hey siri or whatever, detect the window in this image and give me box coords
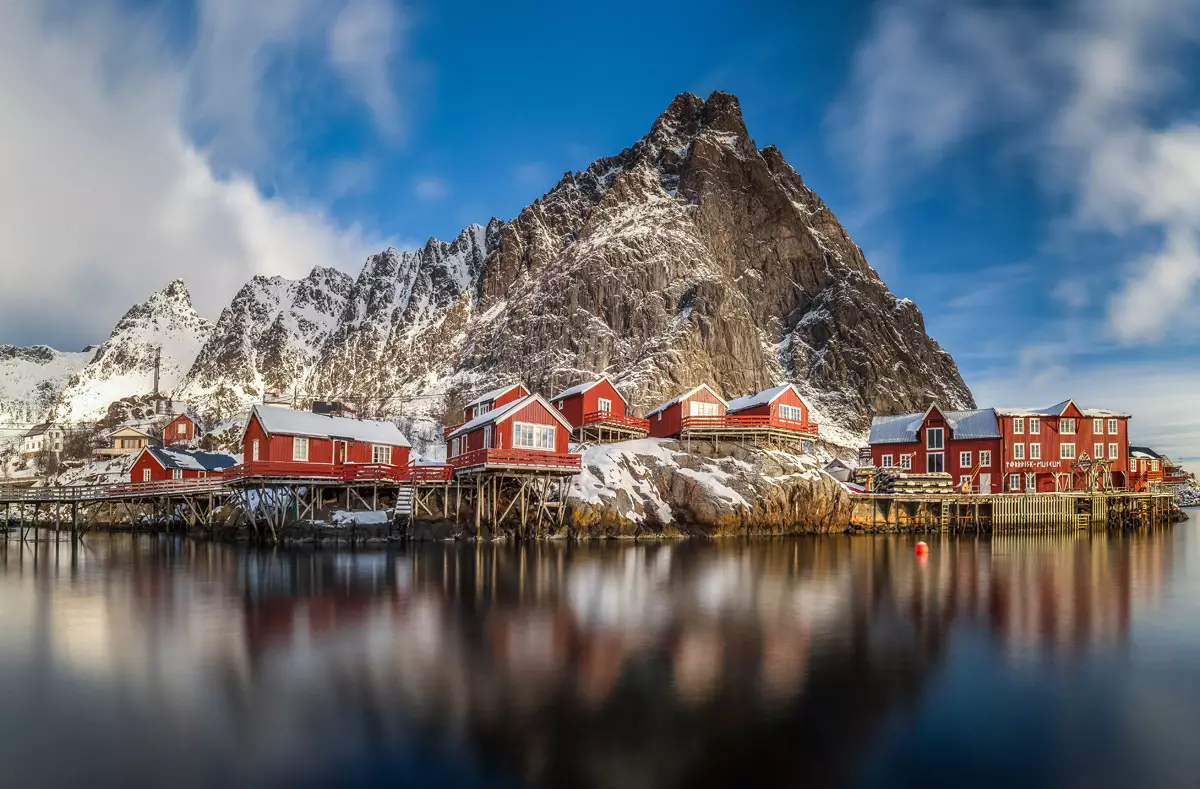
[1009,474,1021,491]
[1093,418,1104,434]
[557,401,563,410]
[513,422,556,451]
[1109,443,1118,460]
[926,427,944,450]
[1094,443,1104,459]
[1013,417,1024,434]
[980,450,992,467]
[598,398,612,413]
[900,454,912,470]
[1061,418,1076,434]
[252,439,260,462]
[372,445,391,464]
[1060,443,1076,459]
[927,453,945,473]
[1026,472,1037,490]
[779,404,803,422]
[483,425,493,449]
[143,468,151,482]
[172,469,182,480]
[960,475,972,490]
[293,436,309,462]
[1108,419,1119,434]
[689,400,719,417]
[1029,417,1040,434]
[1152,459,1160,471]
[960,451,972,467]
[450,437,460,457]
[1030,443,1041,460]
[472,403,491,419]
[657,411,662,421]
[881,454,893,468]
[1014,443,1025,460]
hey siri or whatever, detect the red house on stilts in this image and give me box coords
[445,392,580,474]
[130,446,237,483]
[240,404,411,481]
[551,376,649,443]
[646,383,727,439]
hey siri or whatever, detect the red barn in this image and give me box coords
[868,406,1003,493]
[726,383,818,434]
[462,383,529,423]
[646,384,727,439]
[551,376,648,442]
[131,446,237,482]
[163,412,200,445]
[445,393,580,472]
[241,404,411,480]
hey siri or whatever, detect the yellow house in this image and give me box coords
[96,426,154,457]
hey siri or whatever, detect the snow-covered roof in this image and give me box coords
[644,383,727,419]
[995,400,1131,418]
[869,407,1001,445]
[1130,446,1161,460]
[143,446,237,472]
[248,405,410,447]
[726,383,804,413]
[551,376,627,406]
[465,383,526,408]
[109,426,153,440]
[445,393,572,440]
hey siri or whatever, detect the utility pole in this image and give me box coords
[152,346,162,404]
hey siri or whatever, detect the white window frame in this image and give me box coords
[1094,443,1104,459]
[252,439,260,462]
[1093,418,1104,434]
[1108,419,1118,434]
[557,401,564,410]
[926,427,944,450]
[171,469,182,480]
[293,436,309,462]
[1013,417,1024,435]
[657,411,662,421]
[959,475,972,491]
[959,451,972,468]
[1030,443,1041,460]
[980,450,992,467]
[143,468,152,482]
[372,445,391,464]
[450,437,460,457]
[512,421,556,452]
[689,400,719,418]
[881,454,894,468]
[598,398,613,414]
[483,424,493,449]
[1108,443,1118,460]
[1027,472,1037,490]
[1060,443,1076,460]
[1014,443,1025,460]
[927,452,945,474]
[1061,418,1076,434]
[900,454,912,470]
[1028,417,1040,434]
[1009,473,1021,491]
[779,404,803,422]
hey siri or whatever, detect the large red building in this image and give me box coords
[241,404,411,480]
[867,400,1131,493]
[445,392,579,472]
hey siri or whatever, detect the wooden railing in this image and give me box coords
[446,448,582,471]
[409,465,455,483]
[582,410,650,431]
[224,461,412,483]
[680,414,819,434]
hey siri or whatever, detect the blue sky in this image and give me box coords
[1,0,1198,462]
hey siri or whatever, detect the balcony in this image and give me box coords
[680,414,819,434]
[224,461,411,483]
[580,410,650,434]
[446,448,582,474]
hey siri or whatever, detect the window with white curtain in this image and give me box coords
[373,445,391,464]
[779,404,803,421]
[513,422,556,451]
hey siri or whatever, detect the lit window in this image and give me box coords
[1108,443,1118,460]
[900,455,912,470]
[926,427,944,450]
[980,451,992,466]
[598,398,612,413]
[1014,443,1025,460]
[959,451,972,467]
[372,445,391,464]
[1029,417,1040,434]
[1060,443,1076,459]
[513,422,557,451]
[1061,418,1076,434]
[293,437,309,462]
[881,454,893,468]
[1013,417,1024,434]
[1030,443,1041,460]
[927,453,945,473]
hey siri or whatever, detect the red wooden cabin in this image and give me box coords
[551,376,648,441]
[463,383,530,423]
[240,404,411,481]
[445,393,580,473]
[163,412,200,445]
[868,406,1003,493]
[130,446,237,483]
[646,383,727,439]
[725,383,819,435]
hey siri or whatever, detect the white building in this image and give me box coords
[21,423,65,456]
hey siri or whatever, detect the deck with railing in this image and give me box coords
[446,448,582,474]
[680,414,819,435]
[580,410,650,433]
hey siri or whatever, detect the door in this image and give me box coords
[978,474,991,494]
[334,440,348,468]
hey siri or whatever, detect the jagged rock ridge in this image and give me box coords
[0,345,93,427]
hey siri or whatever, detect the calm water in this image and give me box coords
[1,516,1199,788]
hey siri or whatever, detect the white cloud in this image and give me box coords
[0,0,400,348]
[413,176,449,202]
[329,0,407,139]
[831,0,1200,344]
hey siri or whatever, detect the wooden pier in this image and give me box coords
[851,490,1176,532]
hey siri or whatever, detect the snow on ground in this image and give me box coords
[329,510,391,526]
[0,345,92,428]
[1176,485,1200,508]
[40,455,134,487]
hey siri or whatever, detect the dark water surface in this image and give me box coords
[2,515,1199,789]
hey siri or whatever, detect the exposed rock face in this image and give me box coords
[55,280,212,421]
[0,344,92,426]
[174,267,353,419]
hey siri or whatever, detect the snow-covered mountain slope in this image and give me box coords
[174,267,353,419]
[0,345,93,428]
[55,280,212,422]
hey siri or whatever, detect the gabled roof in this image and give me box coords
[465,383,526,409]
[726,383,805,413]
[446,393,572,440]
[110,426,153,440]
[645,383,727,419]
[23,422,57,438]
[1129,446,1161,460]
[141,446,238,472]
[551,376,628,406]
[996,401,1131,418]
[246,405,410,447]
[868,407,1001,445]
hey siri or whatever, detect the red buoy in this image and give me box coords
[915,541,929,557]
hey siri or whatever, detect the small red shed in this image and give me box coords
[646,383,727,439]
[463,383,530,423]
[446,393,579,471]
[551,376,649,441]
[164,413,200,445]
[241,404,411,480]
[131,446,237,483]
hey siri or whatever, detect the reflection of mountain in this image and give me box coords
[0,532,1175,788]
